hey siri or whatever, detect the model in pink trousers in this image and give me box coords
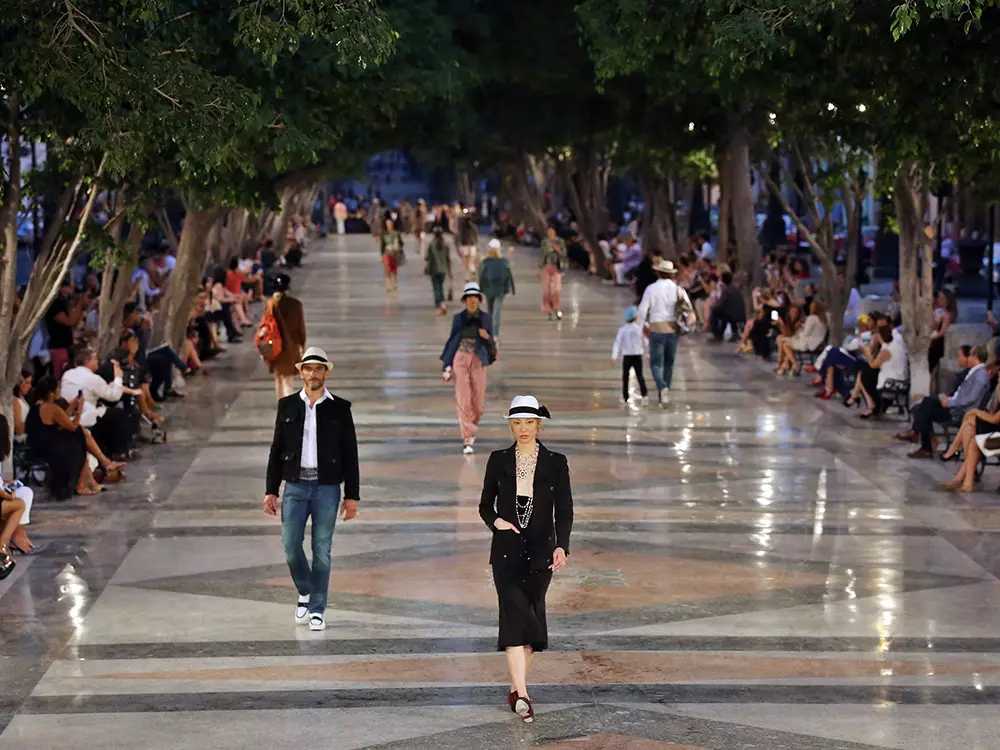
[453,350,487,443]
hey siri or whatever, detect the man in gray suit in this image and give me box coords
[899,345,991,458]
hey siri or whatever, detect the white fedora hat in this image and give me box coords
[461,281,484,299]
[504,395,551,420]
[295,346,332,372]
[653,258,677,274]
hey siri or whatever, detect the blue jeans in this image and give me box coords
[649,331,679,391]
[281,481,341,614]
[486,294,504,337]
[431,273,446,307]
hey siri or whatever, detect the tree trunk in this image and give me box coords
[637,172,675,259]
[502,154,549,235]
[559,152,611,276]
[152,207,223,351]
[715,150,732,266]
[96,210,146,358]
[896,166,935,399]
[0,94,23,402]
[456,167,474,206]
[727,126,764,299]
[677,182,694,246]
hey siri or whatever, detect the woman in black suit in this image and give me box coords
[479,395,574,723]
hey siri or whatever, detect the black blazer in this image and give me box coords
[479,442,573,569]
[265,393,360,499]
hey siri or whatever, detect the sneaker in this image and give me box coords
[463,444,475,455]
[556,310,563,320]
[514,695,534,723]
[295,594,310,624]
[308,613,326,631]
[659,388,670,405]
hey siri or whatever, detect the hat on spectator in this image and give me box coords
[504,395,551,420]
[623,306,638,323]
[487,238,502,250]
[461,281,484,300]
[295,346,332,372]
[653,258,677,274]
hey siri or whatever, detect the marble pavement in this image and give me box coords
[3,233,1000,749]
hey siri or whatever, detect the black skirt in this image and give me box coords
[492,562,552,652]
[975,416,998,436]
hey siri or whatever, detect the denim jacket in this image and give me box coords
[440,309,494,369]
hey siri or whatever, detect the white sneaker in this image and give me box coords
[556,310,563,320]
[660,388,670,405]
[308,613,325,631]
[294,595,310,624]
[463,444,475,455]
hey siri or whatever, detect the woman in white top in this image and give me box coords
[11,369,32,445]
[776,300,828,375]
[857,322,909,418]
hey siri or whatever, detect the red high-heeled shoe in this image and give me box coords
[514,694,534,723]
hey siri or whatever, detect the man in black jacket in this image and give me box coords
[264,347,359,631]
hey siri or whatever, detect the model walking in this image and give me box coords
[611,305,648,404]
[380,217,404,292]
[414,198,428,257]
[264,347,360,631]
[478,238,515,344]
[458,207,480,281]
[265,273,307,399]
[441,282,495,454]
[425,225,452,316]
[479,395,574,723]
[538,227,567,321]
[636,258,692,405]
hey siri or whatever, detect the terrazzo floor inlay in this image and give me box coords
[1,234,996,749]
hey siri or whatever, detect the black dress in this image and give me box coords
[479,443,573,653]
[26,405,86,501]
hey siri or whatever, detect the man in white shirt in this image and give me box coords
[61,346,132,459]
[637,258,691,404]
[264,347,360,632]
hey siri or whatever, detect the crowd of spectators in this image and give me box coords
[1,215,315,572]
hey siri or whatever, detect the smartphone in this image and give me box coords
[78,389,83,399]
[771,311,779,321]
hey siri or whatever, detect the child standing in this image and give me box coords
[612,306,648,404]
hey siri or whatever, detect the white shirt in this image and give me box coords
[877,334,909,389]
[612,322,646,360]
[61,366,124,428]
[699,241,715,260]
[637,279,686,327]
[299,388,332,470]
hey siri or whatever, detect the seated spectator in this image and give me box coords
[133,258,164,311]
[187,290,224,363]
[258,239,278,271]
[776,301,827,375]
[897,345,990,458]
[225,257,253,321]
[738,304,775,359]
[60,347,133,461]
[772,304,805,373]
[813,314,877,400]
[11,368,32,446]
[108,330,164,424]
[210,267,248,338]
[939,391,1000,492]
[855,322,909,417]
[0,415,38,556]
[26,376,93,498]
[710,272,746,341]
[948,345,973,393]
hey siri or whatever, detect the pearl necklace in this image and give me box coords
[514,446,538,529]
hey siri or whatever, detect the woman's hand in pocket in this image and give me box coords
[493,518,520,534]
